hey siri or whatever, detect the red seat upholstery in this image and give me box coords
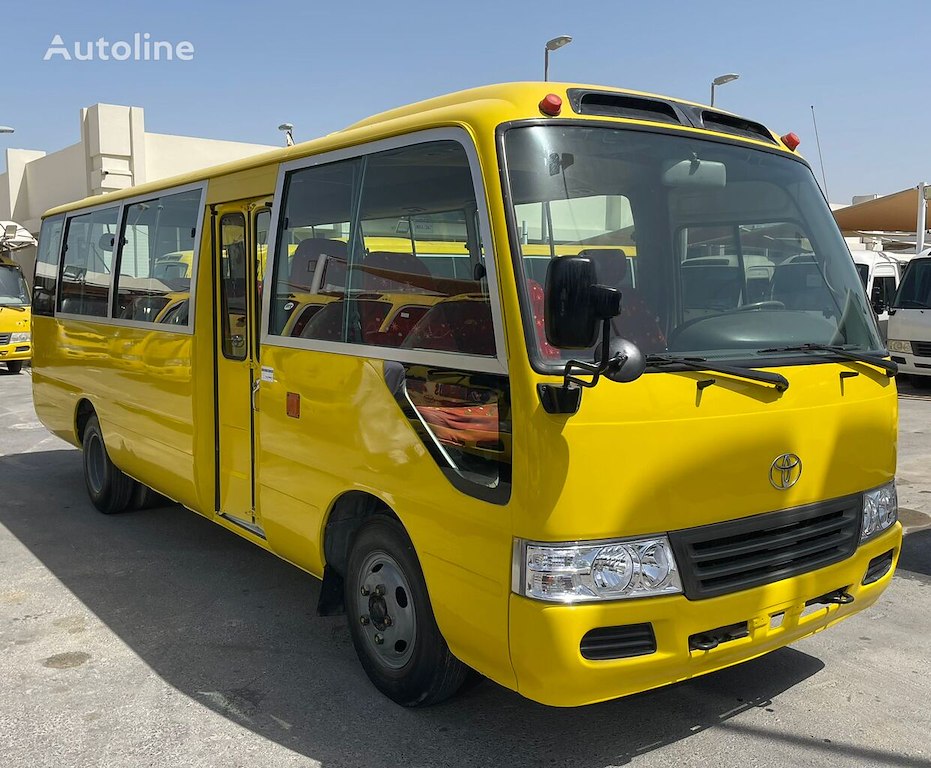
[377,304,431,347]
[578,248,666,352]
[301,299,391,343]
[403,298,495,356]
[527,279,560,359]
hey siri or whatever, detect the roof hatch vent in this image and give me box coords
[700,111,777,144]
[569,90,682,125]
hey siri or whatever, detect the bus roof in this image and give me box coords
[43,81,800,219]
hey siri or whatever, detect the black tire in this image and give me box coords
[82,415,135,514]
[345,515,469,707]
[6,360,23,374]
[130,482,170,510]
[910,374,931,389]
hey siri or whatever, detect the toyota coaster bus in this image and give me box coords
[32,82,901,707]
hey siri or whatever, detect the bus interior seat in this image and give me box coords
[680,261,742,311]
[361,251,431,293]
[60,297,109,317]
[125,296,171,322]
[378,304,432,347]
[402,298,495,356]
[770,262,833,311]
[289,238,348,293]
[579,248,666,352]
[300,298,392,343]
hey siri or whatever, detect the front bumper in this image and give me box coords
[508,523,901,707]
[0,341,30,362]
[891,351,931,377]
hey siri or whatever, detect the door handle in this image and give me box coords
[252,380,260,412]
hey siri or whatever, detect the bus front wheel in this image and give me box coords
[345,515,470,707]
[6,361,23,373]
[82,415,135,514]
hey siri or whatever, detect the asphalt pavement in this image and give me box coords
[1,368,930,768]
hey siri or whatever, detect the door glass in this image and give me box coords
[255,208,271,351]
[220,213,247,360]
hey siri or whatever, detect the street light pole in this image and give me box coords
[918,182,930,255]
[544,35,572,81]
[278,123,294,147]
[710,73,739,107]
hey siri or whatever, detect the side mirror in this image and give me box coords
[544,256,621,348]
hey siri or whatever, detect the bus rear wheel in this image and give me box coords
[6,361,23,373]
[82,415,135,514]
[345,515,469,707]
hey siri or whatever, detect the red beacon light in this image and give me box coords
[539,93,562,116]
[781,132,801,151]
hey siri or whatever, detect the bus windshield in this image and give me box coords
[0,264,29,307]
[504,125,881,366]
[893,258,931,309]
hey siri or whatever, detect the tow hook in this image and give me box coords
[807,588,855,607]
[689,621,749,652]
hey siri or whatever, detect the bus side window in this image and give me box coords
[59,206,120,317]
[114,188,200,325]
[34,215,64,316]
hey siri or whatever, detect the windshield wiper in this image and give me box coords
[0,304,26,312]
[756,344,897,377]
[646,354,789,391]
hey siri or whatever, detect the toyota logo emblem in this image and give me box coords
[770,454,802,489]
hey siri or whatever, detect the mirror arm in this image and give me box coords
[538,318,626,415]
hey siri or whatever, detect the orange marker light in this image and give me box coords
[539,94,562,116]
[781,132,801,151]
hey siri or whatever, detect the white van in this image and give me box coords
[850,249,906,338]
[887,255,931,380]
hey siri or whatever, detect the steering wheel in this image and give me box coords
[737,300,785,311]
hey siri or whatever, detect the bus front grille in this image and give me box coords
[669,495,861,599]
[0,333,10,344]
[912,341,931,358]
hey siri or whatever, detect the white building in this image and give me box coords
[0,103,277,281]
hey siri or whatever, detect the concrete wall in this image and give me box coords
[0,103,276,239]
[145,133,276,180]
[23,144,87,229]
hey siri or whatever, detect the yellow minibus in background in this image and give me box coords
[0,254,31,373]
[32,82,901,707]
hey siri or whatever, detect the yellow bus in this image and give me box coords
[0,254,31,373]
[32,82,901,707]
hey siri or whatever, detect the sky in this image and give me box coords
[1,0,928,205]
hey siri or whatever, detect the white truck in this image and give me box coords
[887,254,931,382]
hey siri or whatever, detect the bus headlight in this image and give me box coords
[887,340,912,354]
[9,332,29,344]
[514,536,682,602]
[861,481,897,541]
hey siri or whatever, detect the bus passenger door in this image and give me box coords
[214,205,260,533]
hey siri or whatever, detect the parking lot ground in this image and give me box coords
[2,368,931,768]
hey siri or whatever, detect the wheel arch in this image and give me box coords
[74,398,97,445]
[317,490,401,616]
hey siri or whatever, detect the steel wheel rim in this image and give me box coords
[86,432,106,495]
[355,550,417,670]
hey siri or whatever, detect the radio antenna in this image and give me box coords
[810,105,830,201]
